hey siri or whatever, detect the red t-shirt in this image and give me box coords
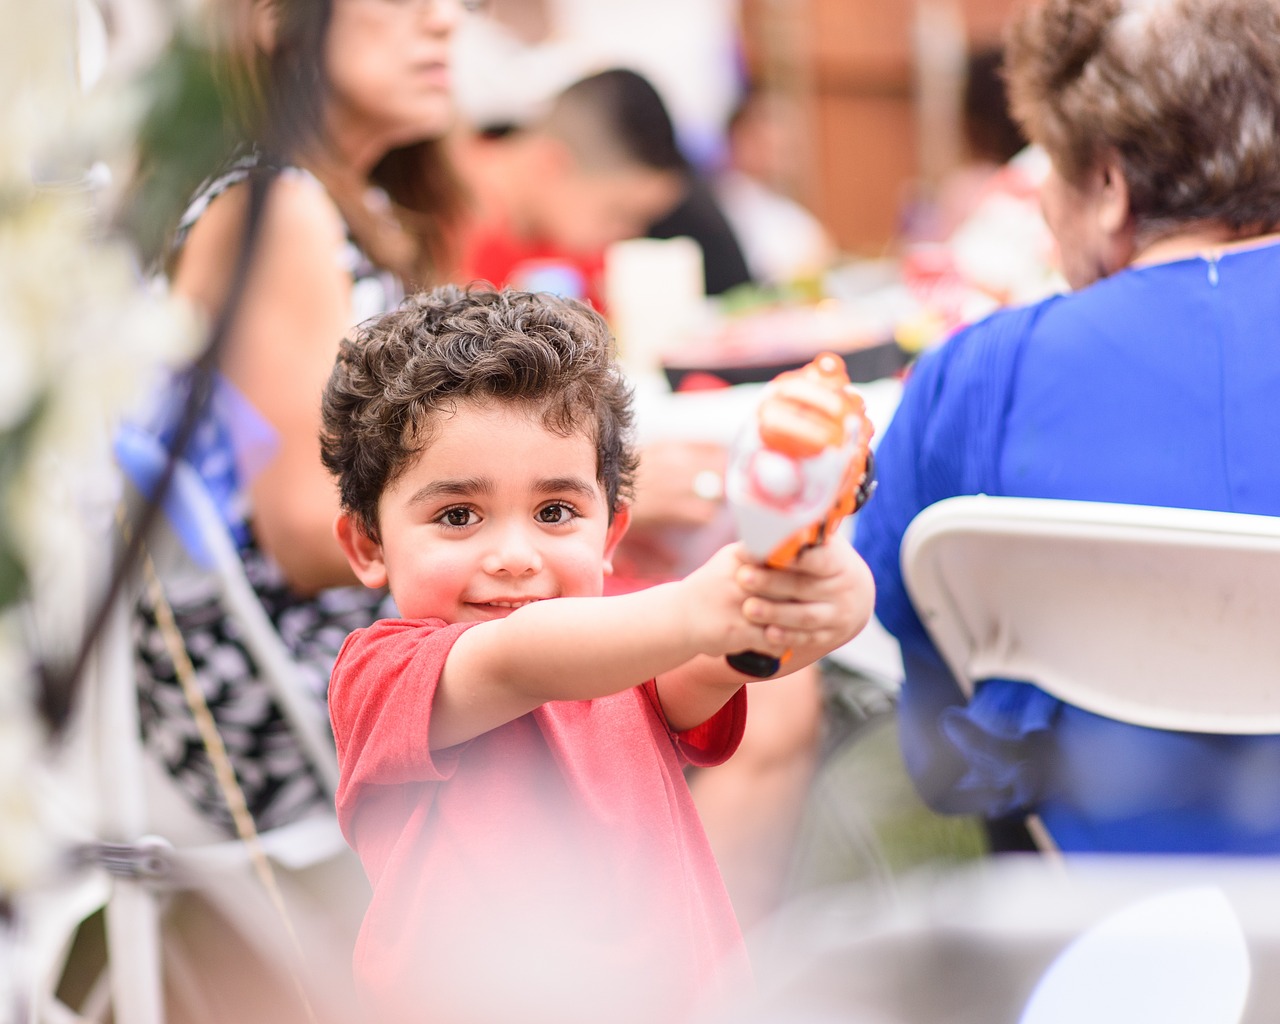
[456,218,608,312]
[329,618,750,1024]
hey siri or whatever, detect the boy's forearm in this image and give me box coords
[449,582,705,708]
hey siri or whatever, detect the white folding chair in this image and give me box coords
[900,495,1280,734]
[25,425,368,1024]
[899,494,1280,855]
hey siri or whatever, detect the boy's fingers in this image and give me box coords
[763,623,851,652]
[743,624,792,658]
[737,564,847,602]
[790,542,846,574]
[763,624,804,648]
[788,543,826,569]
[744,597,838,632]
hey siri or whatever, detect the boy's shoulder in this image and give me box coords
[330,618,473,699]
[336,615,469,661]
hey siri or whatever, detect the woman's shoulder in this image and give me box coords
[171,154,351,311]
[917,294,1065,392]
[176,151,345,260]
[172,150,264,247]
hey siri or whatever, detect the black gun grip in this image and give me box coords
[726,650,781,678]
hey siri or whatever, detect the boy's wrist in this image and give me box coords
[644,578,708,662]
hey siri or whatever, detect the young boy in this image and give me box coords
[319,285,875,1024]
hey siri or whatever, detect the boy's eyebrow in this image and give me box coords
[406,478,493,506]
[535,477,599,500]
[405,476,599,506]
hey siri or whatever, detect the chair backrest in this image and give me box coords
[901,495,1280,735]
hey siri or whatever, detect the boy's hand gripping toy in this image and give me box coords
[724,352,876,678]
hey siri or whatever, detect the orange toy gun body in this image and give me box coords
[724,352,876,677]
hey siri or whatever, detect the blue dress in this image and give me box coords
[854,240,1280,853]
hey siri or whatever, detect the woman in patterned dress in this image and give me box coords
[134,0,474,832]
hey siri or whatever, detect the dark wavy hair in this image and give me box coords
[320,285,639,541]
[1005,0,1280,241]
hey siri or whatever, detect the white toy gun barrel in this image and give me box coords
[723,353,876,678]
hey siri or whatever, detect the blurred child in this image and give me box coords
[451,67,688,309]
[713,80,837,287]
[900,44,1031,245]
[319,285,875,1023]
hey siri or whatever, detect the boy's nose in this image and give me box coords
[481,524,544,576]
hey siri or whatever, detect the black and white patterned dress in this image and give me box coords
[133,151,403,834]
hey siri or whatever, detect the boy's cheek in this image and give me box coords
[392,562,465,619]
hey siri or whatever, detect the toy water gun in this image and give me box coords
[724,352,876,677]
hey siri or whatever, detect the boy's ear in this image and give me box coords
[601,505,632,577]
[334,512,389,590]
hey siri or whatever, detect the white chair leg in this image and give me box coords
[93,594,166,1024]
[104,881,164,1024]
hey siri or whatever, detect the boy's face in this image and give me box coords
[537,164,685,255]
[337,400,629,622]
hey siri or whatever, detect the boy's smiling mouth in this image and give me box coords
[472,598,545,610]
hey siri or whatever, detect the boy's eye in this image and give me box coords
[537,503,574,524]
[442,507,475,527]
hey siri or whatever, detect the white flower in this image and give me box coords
[0,0,197,902]
[0,312,39,433]
[0,617,49,894]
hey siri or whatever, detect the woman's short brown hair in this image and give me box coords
[320,286,639,542]
[1005,0,1280,238]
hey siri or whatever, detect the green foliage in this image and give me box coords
[715,274,828,319]
[0,401,44,609]
[117,34,241,269]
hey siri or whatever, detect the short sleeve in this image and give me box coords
[646,681,748,768]
[329,619,477,827]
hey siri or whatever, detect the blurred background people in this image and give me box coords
[130,0,471,835]
[711,78,837,289]
[900,43,1029,246]
[855,0,1280,854]
[450,67,688,309]
[448,0,758,299]
[451,0,742,168]
[646,163,756,299]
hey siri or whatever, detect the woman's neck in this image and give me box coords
[1132,225,1280,267]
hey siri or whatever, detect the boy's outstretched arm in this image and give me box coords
[434,540,874,749]
[432,542,764,749]
[656,539,875,731]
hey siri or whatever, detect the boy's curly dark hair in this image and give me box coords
[320,285,639,542]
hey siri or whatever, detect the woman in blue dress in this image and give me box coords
[854,0,1280,853]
